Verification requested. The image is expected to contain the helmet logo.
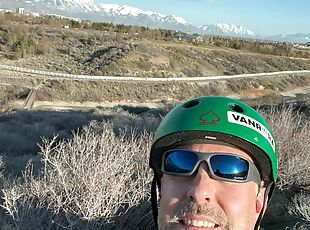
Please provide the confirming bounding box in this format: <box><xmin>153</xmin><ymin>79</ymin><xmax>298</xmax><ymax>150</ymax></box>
<box><xmin>199</xmin><ymin>111</ymin><xmax>221</xmax><ymax>125</ymax></box>
<box><xmin>227</xmin><ymin>111</ymin><xmax>276</xmax><ymax>152</ymax></box>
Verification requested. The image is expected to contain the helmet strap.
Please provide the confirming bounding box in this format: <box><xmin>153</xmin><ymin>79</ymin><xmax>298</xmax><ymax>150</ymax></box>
<box><xmin>254</xmin><ymin>182</ymin><xmax>273</xmax><ymax>230</ymax></box>
<box><xmin>151</xmin><ymin>176</ymin><xmax>160</xmax><ymax>230</ymax></box>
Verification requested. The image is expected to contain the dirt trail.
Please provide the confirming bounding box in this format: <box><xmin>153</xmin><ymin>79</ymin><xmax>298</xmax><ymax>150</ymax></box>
<box><xmin>279</xmin><ymin>86</ymin><xmax>310</xmax><ymax>97</ymax></box>
<box><xmin>6</xmin><ymin>86</ymin><xmax>308</xmax><ymax>112</ymax></box>
<box><xmin>1</xmin><ymin>66</ymin><xmax>309</xmax><ymax>111</ymax></box>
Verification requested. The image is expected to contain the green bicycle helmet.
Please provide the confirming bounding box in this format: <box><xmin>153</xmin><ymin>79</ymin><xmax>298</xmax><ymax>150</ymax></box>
<box><xmin>149</xmin><ymin>96</ymin><xmax>278</xmax><ymax>229</ymax></box>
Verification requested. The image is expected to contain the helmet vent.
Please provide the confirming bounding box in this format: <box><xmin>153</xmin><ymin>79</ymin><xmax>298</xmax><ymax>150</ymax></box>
<box><xmin>229</xmin><ymin>104</ymin><xmax>244</xmax><ymax>113</ymax></box>
<box><xmin>183</xmin><ymin>100</ymin><xmax>200</xmax><ymax>108</ymax></box>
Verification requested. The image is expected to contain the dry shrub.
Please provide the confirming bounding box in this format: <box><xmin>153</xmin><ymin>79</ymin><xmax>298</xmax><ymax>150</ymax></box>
<box><xmin>284</xmin><ymin>222</ymin><xmax>310</xmax><ymax>230</ymax></box>
<box><xmin>0</xmin><ymin>110</ymin><xmax>103</xmax><ymax>155</ymax></box>
<box><xmin>1</xmin><ymin>105</ymin><xmax>309</xmax><ymax>229</ymax></box>
<box><xmin>0</xmin><ymin>155</ymin><xmax>4</xmax><ymax>178</ymax></box>
<box><xmin>257</xmin><ymin>106</ymin><xmax>309</xmax><ymax>228</ymax></box>
<box><xmin>0</xmin><ymin>107</ymin><xmax>160</xmax><ymax>157</ymax></box>
<box><xmin>0</xmin><ymin>224</ymin><xmax>16</xmax><ymax>230</ymax></box>
<box><xmin>1</xmin><ymin>122</ymin><xmax>154</xmax><ymax>229</ymax></box>
<box><xmin>93</xmin><ymin>106</ymin><xmax>161</xmax><ymax>134</ymax></box>
<box><xmin>263</xmin><ymin>106</ymin><xmax>310</xmax><ymax>189</ymax></box>
<box><xmin>288</xmin><ymin>192</ymin><xmax>310</xmax><ymax>224</ymax></box>
<box><xmin>36</xmin><ymin>37</ymin><xmax>56</xmax><ymax>55</ymax></box>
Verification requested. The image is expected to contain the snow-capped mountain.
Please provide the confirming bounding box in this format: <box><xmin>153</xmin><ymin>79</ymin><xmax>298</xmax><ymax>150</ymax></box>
<box><xmin>98</xmin><ymin>4</ymin><xmax>160</xmax><ymax>17</ymax></box>
<box><xmin>0</xmin><ymin>0</ymin><xmax>307</xmax><ymax>43</ymax></box>
<box><xmin>28</xmin><ymin>0</ymin><xmax>100</xmax><ymax>12</ymax></box>
<box><xmin>0</xmin><ymin>0</ymin><xmax>194</xmax><ymax>31</ymax></box>
<box><xmin>200</xmin><ymin>23</ymin><xmax>256</xmax><ymax>38</ymax></box>
<box><xmin>264</xmin><ymin>33</ymin><xmax>310</xmax><ymax>44</ymax></box>
<box><xmin>93</xmin><ymin>4</ymin><xmax>193</xmax><ymax>31</ymax></box>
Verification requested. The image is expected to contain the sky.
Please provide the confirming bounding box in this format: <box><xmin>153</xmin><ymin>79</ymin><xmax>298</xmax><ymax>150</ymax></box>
<box><xmin>95</xmin><ymin>0</ymin><xmax>310</xmax><ymax>36</ymax></box>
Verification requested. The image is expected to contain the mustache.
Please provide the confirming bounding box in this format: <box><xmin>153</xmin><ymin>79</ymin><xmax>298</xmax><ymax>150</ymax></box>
<box><xmin>170</xmin><ymin>200</ymin><xmax>229</xmax><ymax>229</ymax></box>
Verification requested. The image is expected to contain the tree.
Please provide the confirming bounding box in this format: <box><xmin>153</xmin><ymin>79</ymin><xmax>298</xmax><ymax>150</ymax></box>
<box><xmin>70</xmin><ymin>20</ymin><xmax>81</xmax><ymax>28</ymax></box>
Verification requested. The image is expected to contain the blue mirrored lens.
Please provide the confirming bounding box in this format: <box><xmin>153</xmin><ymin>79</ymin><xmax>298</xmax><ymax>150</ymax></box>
<box><xmin>164</xmin><ymin>150</ymin><xmax>198</xmax><ymax>173</ymax></box>
<box><xmin>210</xmin><ymin>155</ymin><xmax>249</xmax><ymax>180</ymax></box>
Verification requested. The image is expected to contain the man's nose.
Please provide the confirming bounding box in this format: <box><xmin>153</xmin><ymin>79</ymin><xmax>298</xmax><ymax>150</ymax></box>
<box><xmin>186</xmin><ymin>162</ymin><xmax>216</xmax><ymax>204</ymax></box>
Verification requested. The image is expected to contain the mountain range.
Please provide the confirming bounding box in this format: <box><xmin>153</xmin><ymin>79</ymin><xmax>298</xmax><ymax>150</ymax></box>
<box><xmin>0</xmin><ymin>0</ymin><xmax>309</xmax><ymax>43</ymax></box>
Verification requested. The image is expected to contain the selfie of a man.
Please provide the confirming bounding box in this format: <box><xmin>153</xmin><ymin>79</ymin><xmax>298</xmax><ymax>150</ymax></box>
<box><xmin>0</xmin><ymin>0</ymin><xmax>309</xmax><ymax>229</ymax></box>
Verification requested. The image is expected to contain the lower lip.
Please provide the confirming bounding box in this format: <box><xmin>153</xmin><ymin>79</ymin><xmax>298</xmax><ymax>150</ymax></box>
<box><xmin>175</xmin><ymin>222</ymin><xmax>219</xmax><ymax>230</ymax></box>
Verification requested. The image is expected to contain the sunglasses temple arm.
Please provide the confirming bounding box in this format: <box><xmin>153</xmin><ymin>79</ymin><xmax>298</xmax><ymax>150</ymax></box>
<box><xmin>248</xmin><ymin>162</ymin><xmax>262</xmax><ymax>185</ymax></box>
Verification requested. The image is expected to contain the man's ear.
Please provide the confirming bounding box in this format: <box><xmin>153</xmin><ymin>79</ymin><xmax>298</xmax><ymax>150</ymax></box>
<box><xmin>256</xmin><ymin>186</ymin><xmax>268</xmax><ymax>216</ymax></box>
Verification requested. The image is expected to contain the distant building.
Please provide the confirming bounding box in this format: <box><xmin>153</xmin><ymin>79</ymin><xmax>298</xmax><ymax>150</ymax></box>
<box><xmin>47</xmin><ymin>13</ymin><xmax>81</xmax><ymax>22</ymax></box>
<box><xmin>16</xmin><ymin>8</ymin><xmax>25</xmax><ymax>15</ymax></box>
<box><xmin>294</xmin><ymin>42</ymin><xmax>310</xmax><ymax>49</ymax></box>
<box><xmin>175</xmin><ymin>32</ymin><xmax>203</xmax><ymax>42</ymax></box>
<box><xmin>0</xmin><ymin>8</ymin><xmax>12</xmax><ymax>13</ymax></box>
<box><xmin>30</xmin><ymin>12</ymin><xmax>40</xmax><ymax>17</ymax></box>
<box><xmin>47</xmin><ymin>14</ymin><xmax>65</xmax><ymax>19</ymax></box>
<box><xmin>186</xmin><ymin>34</ymin><xmax>203</xmax><ymax>42</ymax></box>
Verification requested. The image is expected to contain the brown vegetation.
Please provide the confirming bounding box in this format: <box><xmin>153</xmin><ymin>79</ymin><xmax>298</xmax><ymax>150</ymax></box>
<box><xmin>0</xmin><ymin>72</ymin><xmax>309</xmax><ymax>106</ymax></box>
<box><xmin>1</xmin><ymin>12</ymin><xmax>310</xmax><ymax>78</ymax></box>
<box><xmin>0</xmin><ymin>10</ymin><xmax>309</xmax><ymax>230</ymax></box>
<box><xmin>0</xmin><ymin>106</ymin><xmax>309</xmax><ymax>229</ymax></box>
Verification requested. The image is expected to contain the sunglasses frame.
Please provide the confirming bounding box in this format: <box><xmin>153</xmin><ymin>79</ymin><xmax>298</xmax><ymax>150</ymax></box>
<box><xmin>161</xmin><ymin>149</ymin><xmax>262</xmax><ymax>185</ymax></box>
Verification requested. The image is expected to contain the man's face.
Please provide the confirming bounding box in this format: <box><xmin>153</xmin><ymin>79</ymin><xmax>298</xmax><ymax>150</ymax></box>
<box><xmin>158</xmin><ymin>143</ymin><xmax>267</xmax><ymax>230</ymax></box>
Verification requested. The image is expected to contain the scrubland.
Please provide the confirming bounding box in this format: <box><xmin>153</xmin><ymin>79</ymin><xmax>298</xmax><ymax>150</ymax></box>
<box><xmin>0</xmin><ymin>105</ymin><xmax>309</xmax><ymax>230</ymax></box>
<box><xmin>1</xmin><ymin>13</ymin><xmax>310</xmax><ymax>78</ymax></box>
<box><xmin>0</xmin><ymin>11</ymin><xmax>309</xmax><ymax>230</ymax></box>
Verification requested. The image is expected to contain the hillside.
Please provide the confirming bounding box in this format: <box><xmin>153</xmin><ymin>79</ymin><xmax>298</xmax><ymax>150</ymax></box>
<box><xmin>0</xmin><ymin>13</ymin><xmax>310</xmax><ymax>109</ymax></box>
<box><xmin>0</xmin><ymin>13</ymin><xmax>309</xmax><ymax>230</ymax></box>
<box><xmin>1</xmin><ymin>13</ymin><xmax>310</xmax><ymax>77</ymax></box>
<box><xmin>2</xmin><ymin>30</ymin><xmax>310</xmax><ymax>78</ymax></box>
